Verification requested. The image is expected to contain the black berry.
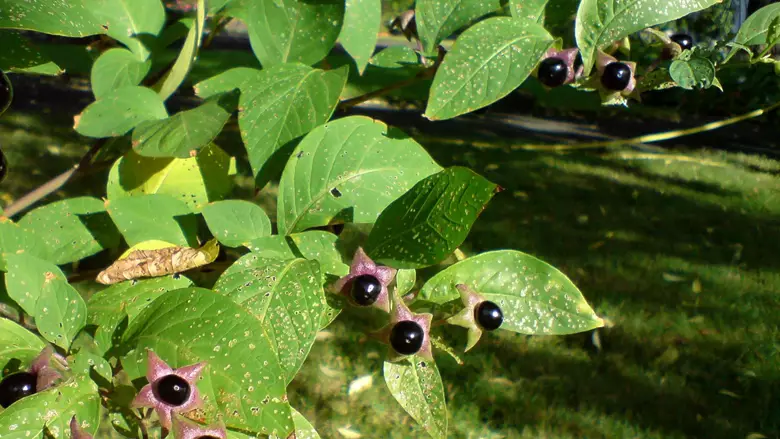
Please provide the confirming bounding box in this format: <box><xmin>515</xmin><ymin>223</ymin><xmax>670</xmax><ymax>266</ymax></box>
<box><xmin>389</xmin><ymin>320</ymin><xmax>424</xmax><ymax>355</ymax></box>
<box><xmin>0</xmin><ymin>372</ymin><xmax>37</xmax><ymax>408</ymax></box>
<box><xmin>600</xmin><ymin>62</ymin><xmax>632</xmax><ymax>91</ymax></box>
<box><xmin>475</xmin><ymin>301</ymin><xmax>503</xmax><ymax>331</ymax></box>
<box><xmin>670</xmin><ymin>33</ymin><xmax>693</xmax><ymax>51</ymax></box>
<box><xmin>538</xmin><ymin>57</ymin><xmax>568</xmax><ymax>87</ymax></box>
<box><xmin>351</xmin><ymin>275</ymin><xmax>382</xmax><ymax>306</ymax></box>
<box><xmin>154</xmin><ymin>374</ymin><xmax>190</xmax><ymax>406</ymax></box>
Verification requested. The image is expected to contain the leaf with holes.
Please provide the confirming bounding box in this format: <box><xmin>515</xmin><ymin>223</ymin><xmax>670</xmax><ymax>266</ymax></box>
<box><xmin>87</xmin><ymin>0</ymin><xmax>166</xmax><ymax>60</ymax></box>
<box><xmin>202</xmin><ymin>200</ymin><xmax>272</xmax><ymax>247</ymax></box>
<box><xmin>0</xmin><ymin>30</ymin><xmax>63</xmax><ymax>75</ymax></box>
<box><xmin>0</xmin><ymin>0</ymin><xmax>104</xmax><ymax>37</ymax></box>
<box><xmin>670</xmin><ymin>54</ymin><xmax>716</xmax><ymax>90</ymax></box>
<box><xmin>132</xmin><ymin>91</ymin><xmax>237</xmax><ymax>158</ymax></box>
<box><xmin>419</xmin><ymin>250</ymin><xmax>604</xmax><ymax>334</ymax></box>
<box><xmin>122</xmin><ymin>288</ymin><xmax>293</xmax><ymax>436</ymax></box>
<box><xmin>575</xmin><ymin>0</ymin><xmax>719</xmax><ymax>74</ymax></box>
<box><xmin>508</xmin><ymin>0</ymin><xmax>548</xmax><ymax>22</ymax></box>
<box><xmin>19</xmin><ymin>197</ymin><xmax>120</xmax><ymax>265</ymax></box>
<box><xmin>90</xmin><ymin>48</ymin><xmax>152</xmax><ymax>98</ymax></box>
<box><xmin>213</xmin><ymin>258</ymin><xmax>326</xmax><ymax>384</ymax></box>
<box><xmin>74</xmin><ymin>86</ymin><xmax>168</xmax><ymax>138</ymax></box>
<box><xmin>0</xmin><ymin>318</ymin><xmax>45</xmax><ymax>368</ymax></box>
<box><xmin>107</xmin><ymin>145</ymin><xmax>235</xmax><ymax>211</ymax></box>
<box><xmin>239</xmin><ymin>63</ymin><xmax>347</xmax><ymax>188</ymax></box>
<box><xmin>240</xmin><ymin>231</ymin><xmax>349</xmax><ymax>280</ymax></box>
<box><xmin>0</xmin><ymin>220</ymin><xmax>48</xmax><ymax>271</ymax></box>
<box><xmin>277</xmin><ymin>116</ymin><xmax>441</xmax><ymax>234</ymax></box>
<box><xmin>106</xmin><ymin>194</ymin><xmax>199</xmax><ymax>247</ymax></box>
<box><xmin>415</xmin><ymin>0</ymin><xmax>502</xmax><ymax>54</ymax></box>
<box><xmin>242</xmin><ymin>0</ymin><xmax>344</xmax><ymax>67</ymax></box>
<box><xmin>3</xmin><ymin>254</ymin><xmax>65</xmax><ymax>317</ymax></box>
<box><xmin>340</xmin><ymin>0</ymin><xmax>381</xmax><ymax>74</ymax></box>
<box><xmin>424</xmin><ymin>17</ymin><xmax>554</xmax><ymax>120</ymax></box>
<box><xmin>384</xmin><ymin>356</ymin><xmax>447</xmax><ymax>439</ymax></box>
<box><xmin>364</xmin><ymin>167</ymin><xmax>498</xmax><ymax>269</ymax></box>
<box><xmin>34</xmin><ymin>273</ymin><xmax>87</xmax><ymax>349</ymax></box>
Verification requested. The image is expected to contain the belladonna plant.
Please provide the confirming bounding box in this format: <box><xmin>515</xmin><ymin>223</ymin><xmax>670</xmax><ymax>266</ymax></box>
<box><xmin>535</xmin><ymin>48</ymin><xmax>582</xmax><ymax>88</ymax></box>
<box><xmin>447</xmin><ymin>284</ymin><xmax>504</xmax><ymax>352</ymax></box>
<box><xmin>171</xmin><ymin>414</ymin><xmax>228</xmax><ymax>439</ymax></box>
<box><xmin>131</xmin><ymin>350</ymin><xmax>206</xmax><ymax>431</ymax></box>
<box><xmin>375</xmin><ymin>292</ymin><xmax>434</xmax><ymax>362</ymax></box>
<box><xmin>596</xmin><ymin>50</ymin><xmax>637</xmax><ymax>95</ymax></box>
<box><xmin>331</xmin><ymin>247</ymin><xmax>397</xmax><ymax>312</ymax></box>
<box><xmin>0</xmin><ymin>346</ymin><xmax>65</xmax><ymax>408</ymax></box>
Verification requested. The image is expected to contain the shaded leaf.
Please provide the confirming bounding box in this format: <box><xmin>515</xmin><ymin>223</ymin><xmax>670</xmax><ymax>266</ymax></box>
<box><xmin>0</xmin><ymin>318</ymin><xmax>45</xmax><ymax>369</ymax></box>
<box><xmin>122</xmin><ymin>288</ymin><xmax>293</xmax><ymax>435</ymax></box>
<box><xmin>383</xmin><ymin>357</ymin><xmax>447</xmax><ymax>439</ymax></box>
<box><xmin>364</xmin><ymin>167</ymin><xmax>498</xmax><ymax>269</ymax></box>
<box><xmin>735</xmin><ymin>3</ymin><xmax>780</xmax><ymax>46</ymax></box>
<box><xmin>670</xmin><ymin>54</ymin><xmax>716</xmax><ymax>90</ymax></box>
<box><xmin>0</xmin><ymin>0</ymin><xmax>104</xmax><ymax>37</ymax></box>
<box><xmin>419</xmin><ymin>250</ymin><xmax>605</xmax><ymax>334</ymax></box>
<box><xmin>3</xmin><ymin>254</ymin><xmax>65</xmax><ymax>316</ymax></box>
<box><xmin>424</xmin><ymin>17</ymin><xmax>553</xmax><ymax>120</ymax></box>
<box><xmin>96</xmin><ymin>239</ymin><xmax>219</xmax><ymax>285</ymax></box>
<box><xmin>340</xmin><ymin>0</ymin><xmax>381</xmax><ymax>74</ymax></box>
<box><xmin>416</xmin><ymin>0</ymin><xmax>502</xmax><ymax>54</ymax></box>
<box><xmin>74</xmin><ymin>86</ymin><xmax>168</xmax><ymax>138</ymax></box>
<box><xmin>0</xmin><ymin>30</ymin><xmax>62</xmax><ymax>75</ymax></box>
<box><xmin>575</xmin><ymin>0</ymin><xmax>719</xmax><ymax>74</ymax></box>
<box><xmin>35</xmin><ymin>273</ymin><xmax>87</xmax><ymax>349</ymax></box>
<box><xmin>106</xmin><ymin>194</ymin><xmax>199</xmax><ymax>247</ymax></box>
<box><xmin>277</xmin><ymin>116</ymin><xmax>441</xmax><ymax>234</ymax></box>
<box><xmin>201</xmin><ymin>200</ymin><xmax>272</xmax><ymax>247</ymax></box>
<box><xmin>239</xmin><ymin>63</ymin><xmax>347</xmax><ymax>187</ymax></box>
<box><xmin>19</xmin><ymin>196</ymin><xmax>121</xmax><ymax>265</ymax></box>
<box><xmin>90</xmin><ymin>48</ymin><xmax>152</xmax><ymax>98</ymax></box>
<box><xmin>87</xmin><ymin>0</ymin><xmax>166</xmax><ymax>60</ymax></box>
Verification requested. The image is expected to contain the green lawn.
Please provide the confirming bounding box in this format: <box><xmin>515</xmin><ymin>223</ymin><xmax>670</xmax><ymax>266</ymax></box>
<box><xmin>1</xmin><ymin>108</ymin><xmax>779</xmax><ymax>439</ymax></box>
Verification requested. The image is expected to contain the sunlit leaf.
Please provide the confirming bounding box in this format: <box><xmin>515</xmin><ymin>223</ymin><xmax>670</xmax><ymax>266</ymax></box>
<box><xmin>74</xmin><ymin>86</ymin><xmax>168</xmax><ymax>138</ymax></box>
<box><xmin>90</xmin><ymin>48</ymin><xmax>152</xmax><ymax>98</ymax></box>
<box><xmin>106</xmin><ymin>194</ymin><xmax>199</xmax><ymax>247</ymax></box>
<box><xmin>416</xmin><ymin>0</ymin><xmax>502</xmax><ymax>54</ymax></box>
<box><xmin>201</xmin><ymin>200</ymin><xmax>272</xmax><ymax>247</ymax></box>
<box><xmin>152</xmin><ymin>0</ymin><xmax>205</xmax><ymax>100</ymax></box>
<box><xmin>340</xmin><ymin>0</ymin><xmax>381</xmax><ymax>74</ymax></box>
<box><xmin>34</xmin><ymin>273</ymin><xmax>87</xmax><ymax>349</ymax></box>
<box><xmin>383</xmin><ymin>356</ymin><xmax>447</xmax><ymax>439</ymax></box>
<box><xmin>0</xmin><ymin>318</ymin><xmax>45</xmax><ymax>368</ymax></box>
<box><xmin>0</xmin><ymin>0</ymin><xmax>104</xmax><ymax>37</ymax></box>
<box><xmin>87</xmin><ymin>0</ymin><xmax>166</xmax><ymax>60</ymax></box>
<box><xmin>3</xmin><ymin>253</ymin><xmax>65</xmax><ymax>316</ymax></box>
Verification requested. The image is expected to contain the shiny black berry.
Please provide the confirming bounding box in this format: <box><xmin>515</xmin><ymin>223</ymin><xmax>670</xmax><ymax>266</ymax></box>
<box><xmin>351</xmin><ymin>274</ymin><xmax>381</xmax><ymax>306</ymax></box>
<box><xmin>0</xmin><ymin>372</ymin><xmax>37</xmax><ymax>408</ymax></box>
<box><xmin>600</xmin><ymin>62</ymin><xmax>632</xmax><ymax>91</ymax></box>
<box><xmin>670</xmin><ymin>33</ymin><xmax>693</xmax><ymax>51</ymax></box>
<box><xmin>389</xmin><ymin>320</ymin><xmax>424</xmax><ymax>355</ymax></box>
<box><xmin>538</xmin><ymin>57</ymin><xmax>568</xmax><ymax>87</ymax></box>
<box><xmin>475</xmin><ymin>301</ymin><xmax>503</xmax><ymax>331</ymax></box>
<box><xmin>154</xmin><ymin>374</ymin><xmax>190</xmax><ymax>406</ymax></box>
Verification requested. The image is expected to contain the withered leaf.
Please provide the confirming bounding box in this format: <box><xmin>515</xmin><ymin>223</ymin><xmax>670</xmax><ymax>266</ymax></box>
<box><xmin>97</xmin><ymin>239</ymin><xmax>219</xmax><ymax>285</ymax></box>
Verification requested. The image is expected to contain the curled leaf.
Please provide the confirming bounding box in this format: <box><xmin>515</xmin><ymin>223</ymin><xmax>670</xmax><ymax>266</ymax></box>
<box><xmin>96</xmin><ymin>239</ymin><xmax>219</xmax><ymax>285</ymax></box>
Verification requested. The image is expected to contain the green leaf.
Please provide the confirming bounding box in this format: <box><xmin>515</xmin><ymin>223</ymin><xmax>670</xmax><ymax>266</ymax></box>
<box><xmin>69</xmin><ymin>348</ymin><xmax>113</xmax><ymax>382</ymax></box>
<box><xmin>419</xmin><ymin>250</ymin><xmax>605</xmax><ymax>334</ymax></box>
<box><xmin>669</xmin><ymin>54</ymin><xmax>716</xmax><ymax>90</ymax></box>
<box><xmin>416</xmin><ymin>0</ymin><xmax>502</xmax><ymax>54</ymax></box>
<box><xmin>0</xmin><ymin>0</ymin><xmax>104</xmax><ymax>37</ymax></box>
<box><xmin>90</xmin><ymin>48</ymin><xmax>151</xmax><ymax>98</ymax></box>
<box><xmin>153</xmin><ymin>0</ymin><xmax>205</xmax><ymax>100</ymax></box>
<box><xmin>87</xmin><ymin>276</ymin><xmax>192</xmax><ymax>353</ymax></box>
<box><xmin>243</xmin><ymin>0</ymin><xmax>344</xmax><ymax>67</ymax></box>
<box><xmin>0</xmin><ymin>374</ymin><xmax>101</xmax><ymax>438</ymax></box>
<box><xmin>107</xmin><ymin>145</ymin><xmax>235</xmax><ymax>211</ymax></box>
<box><xmin>370</xmin><ymin>46</ymin><xmax>420</xmax><ymax>68</ymax></box>
<box><xmin>383</xmin><ymin>357</ymin><xmax>447</xmax><ymax>439</ymax></box>
<box><xmin>277</xmin><ymin>116</ymin><xmax>442</xmax><ymax>234</ymax></box>
<box><xmin>19</xmin><ymin>197</ymin><xmax>121</xmax><ymax>265</ymax></box>
<box><xmin>3</xmin><ymin>254</ymin><xmax>65</xmax><ymax>316</ymax></box>
<box><xmin>35</xmin><ymin>274</ymin><xmax>88</xmax><ymax>349</ymax></box>
<box><xmin>364</xmin><ymin>167</ymin><xmax>498</xmax><ymax>269</ymax></box>
<box><xmin>508</xmin><ymin>0</ymin><xmax>548</xmax><ymax>22</ymax></box>
<box><xmin>575</xmin><ymin>0</ymin><xmax>719</xmax><ymax>74</ymax></box>
<box><xmin>735</xmin><ymin>3</ymin><xmax>780</xmax><ymax>46</ymax></box>
<box><xmin>201</xmin><ymin>200</ymin><xmax>272</xmax><ymax>247</ymax></box>
<box><xmin>132</xmin><ymin>91</ymin><xmax>237</xmax><ymax>158</ymax></box>
<box><xmin>87</xmin><ymin>0</ymin><xmax>166</xmax><ymax>60</ymax></box>
<box><xmin>213</xmin><ymin>258</ymin><xmax>326</xmax><ymax>384</ymax></box>
<box><xmin>239</xmin><ymin>63</ymin><xmax>347</xmax><ymax>187</ymax></box>
<box><xmin>396</xmin><ymin>269</ymin><xmax>416</xmax><ymax>295</ymax></box>
<box><xmin>122</xmin><ymin>288</ymin><xmax>293</xmax><ymax>436</ymax></box>
<box><xmin>106</xmin><ymin>194</ymin><xmax>199</xmax><ymax>247</ymax></box>
<box><xmin>74</xmin><ymin>85</ymin><xmax>168</xmax><ymax>138</ymax></box>
<box><xmin>0</xmin><ymin>318</ymin><xmax>45</xmax><ymax>369</ymax></box>
<box><xmin>340</xmin><ymin>0</ymin><xmax>381</xmax><ymax>74</ymax></box>
<box><xmin>292</xmin><ymin>408</ymin><xmax>321</xmax><ymax>439</ymax></box>
<box><xmin>0</xmin><ymin>30</ymin><xmax>63</xmax><ymax>75</ymax></box>
<box><xmin>0</xmin><ymin>220</ymin><xmax>48</xmax><ymax>271</ymax></box>
<box><xmin>424</xmin><ymin>17</ymin><xmax>554</xmax><ymax>120</ymax></box>
<box><xmin>194</xmin><ymin>67</ymin><xmax>264</xmax><ymax>99</ymax></box>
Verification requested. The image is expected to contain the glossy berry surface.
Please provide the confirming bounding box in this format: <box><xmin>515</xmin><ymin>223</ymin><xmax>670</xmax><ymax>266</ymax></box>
<box><xmin>600</xmin><ymin>62</ymin><xmax>632</xmax><ymax>91</ymax></box>
<box><xmin>538</xmin><ymin>57</ymin><xmax>568</xmax><ymax>87</ymax></box>
<box><xmin>0</xmin><ymin>372</ymin><xmax>37</xmax><ymax>408</ymax></box>
<box><xmin>671</xmin><ymin>33</ymin><xmax>693</xmax><ymax>51</ymax></box>
<box><xmin>154</xmin><ymin>374</ymin><xmax>191</xmax><ymax>406</ymax></box>
<box><xmin>389</xmin><ymin>320</ymin><xmax>425</xmax><ymax>355</ymax></box>
<box><xmin>351</xmin><ymin>274</ymin><xmax>381</xmax><ymax>306</ymax></box>
<box><xmin>475</xmin><ymin>301</ymin><xmax>503</xmax><ymax>331</ymax></box>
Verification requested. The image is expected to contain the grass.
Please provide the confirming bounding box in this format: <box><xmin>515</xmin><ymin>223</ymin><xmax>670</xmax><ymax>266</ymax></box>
<box><xmin>1</xmin><ymin>107</ymin><xmax>779</xmax><ymax>439</ymax></box>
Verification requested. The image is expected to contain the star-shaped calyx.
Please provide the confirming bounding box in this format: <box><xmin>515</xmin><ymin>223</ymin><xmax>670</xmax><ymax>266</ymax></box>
<box><xmin>30</xmin><ymin>345</ymin><xmax>66</xmax><ymax>390</ymax></box>
<box><xmin>131</xmin><ymin>350</ymin><xmax>206</xmax><ymax>431</ymax></box>
<box><xmin>447</xmin><ymin>284</ymin><xmax>504</xmax><ymax>352</ymax></box>
<box><xmin>536</xmin><ymin>48</ymin><xmax>583</xmax><ymax>88</ymax></box>
<box><xmin>596</xmin><ymin>50</ymin><xmax>637</xmax><ymax>96</ymax></box>
<box><xmin>0</xmin><ymin>346</ymin><xmax>66</xmax><ymax>409</ymax></box>
<box><xmin>331</xmin><ymin>247</ymin><xmax>396</xmax><ymax>313</ymax></box>
<box><xmin>375</xmin><ymin>291</ymin><xmax>433</xmax><ymax>362</ymax></box>
<box><xmin>171</xmin><ymin>414</ymin><xmax>227</xmax><ymax>439</ymax></box>
<box><xmin>70</xmin><ymin>416</ymin><xmax>93</xmax><ymax>439</ymax></box>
